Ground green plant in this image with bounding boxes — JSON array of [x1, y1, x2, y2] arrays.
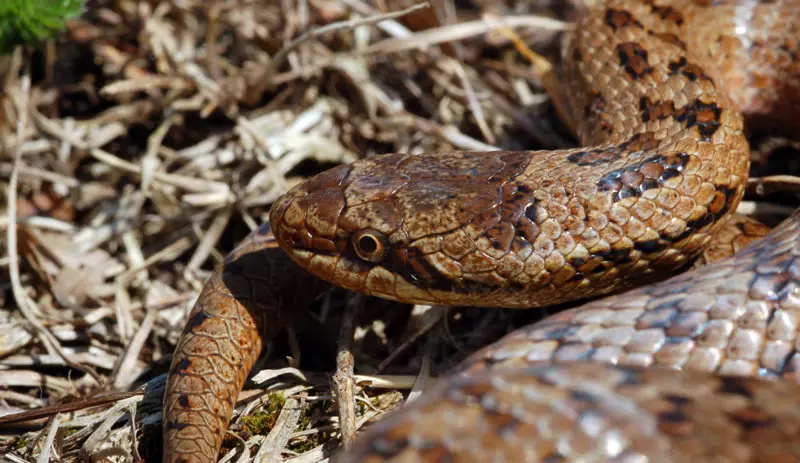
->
[[0, 0, 85, 54]]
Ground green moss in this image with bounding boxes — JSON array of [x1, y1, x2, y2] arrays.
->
[[289, 399, 334, 453], [241, 393, 286, 436], [0, 0, 85, 54], [264, 393, 287, 412], [299, 401, 315, 427], [291, 430, 332, 453], [242, 410, 277, 436], [12, 436, 30, 450]]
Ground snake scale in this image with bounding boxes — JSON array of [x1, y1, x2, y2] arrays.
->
[[162, 0, 800, 461]]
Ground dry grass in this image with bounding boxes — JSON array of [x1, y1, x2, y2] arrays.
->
[[0, 0, 797, 462]]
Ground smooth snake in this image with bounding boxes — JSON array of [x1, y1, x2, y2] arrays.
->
[[163, 0, 800, 461]]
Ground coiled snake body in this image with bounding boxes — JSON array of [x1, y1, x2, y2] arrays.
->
[[163, 0, 800, 461]]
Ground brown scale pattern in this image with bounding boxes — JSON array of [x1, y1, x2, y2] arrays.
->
[[164, 0, 800, 461], [340, 211, 798, 461], [459, 209, 800, 381], [162, 225, 328, 462], [272, 0, 783, 308], [341, 359, 800, 462]]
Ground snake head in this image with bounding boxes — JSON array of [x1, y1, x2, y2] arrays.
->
[[270, 150, 536, 306]]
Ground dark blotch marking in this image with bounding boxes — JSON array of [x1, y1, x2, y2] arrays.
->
[[388, 246, 505, 295], [719, 377, 755, 399], [663, 394, 691, 406], [570, 257, 587, 267], [542, 324, 580, 340], [640, 96, 676, 122], [639, 95, 723, 143], [659, 409, 689, 423], [649, 5, 684, 24], [657, 392, 695, 435], [178, 394, 190, 407], [524, 202, 538, 222], [166, 420, 190, 431], [567, 148, 621, 166], [570, 390, 596, 403], [693, 0, 731, 6], [171, 358, 192, 374], [684, 184, 737, 232], [674, 99, 723, 141], [730, 406, 776, 430], [668, 57, 711, 82], [567, 271, 585, 282], [639, 307, 681, 329], [596, 150, 690, 200], [593, 246, 633, 263], [634, 239, 669, 253], [619, 185, 637, 199], [619, 370, 644, 387], [590, 262, 609, 273], [185, 310, 211, 331], [567, 132, 659, 167], [604, 8, 644, 30], [543, 453, 567, 463], [657, 409, 695, 436], [651, 32, 687, 50], [617, 42, 654, 79], [652, 298, 683, 311]]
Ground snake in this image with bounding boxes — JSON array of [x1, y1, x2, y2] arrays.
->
[[162, 0, 800, 461]]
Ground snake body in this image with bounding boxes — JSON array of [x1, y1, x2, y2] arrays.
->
[[163, 0, 800, 461], [342, 208, 800, 462]]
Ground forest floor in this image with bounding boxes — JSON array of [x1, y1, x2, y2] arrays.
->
[[0, 0, 797, 462]]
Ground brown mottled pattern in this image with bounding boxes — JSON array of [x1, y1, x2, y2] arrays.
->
[[459, 209, 799, 380], [164, 0, 800, 461], [162, 224, 328, 462], [272, 0, 799, 310], [339, 361, 800, 462], [692, 213, 772, 267], [339, 210, 798, 462]]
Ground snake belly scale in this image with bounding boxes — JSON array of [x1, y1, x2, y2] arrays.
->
[[162, 0, 800, 461]]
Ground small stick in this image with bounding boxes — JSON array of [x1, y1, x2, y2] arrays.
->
[[253, 2, 431, 94], [333, 294, 362, 448]]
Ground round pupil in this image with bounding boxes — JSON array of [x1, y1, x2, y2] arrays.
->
[[358, 234, 379, 254]]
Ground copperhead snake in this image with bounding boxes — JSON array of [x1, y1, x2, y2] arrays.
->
[[163, 0, 800, 461]]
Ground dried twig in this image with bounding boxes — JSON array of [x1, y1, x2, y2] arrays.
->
[[333, 295, 362, 449], [256, 2, 432, 89]]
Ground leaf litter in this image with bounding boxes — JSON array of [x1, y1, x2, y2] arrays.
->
[[0, 0, 797, 462]]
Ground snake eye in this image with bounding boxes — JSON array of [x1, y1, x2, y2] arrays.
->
[[352, 229, 388, 263]]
